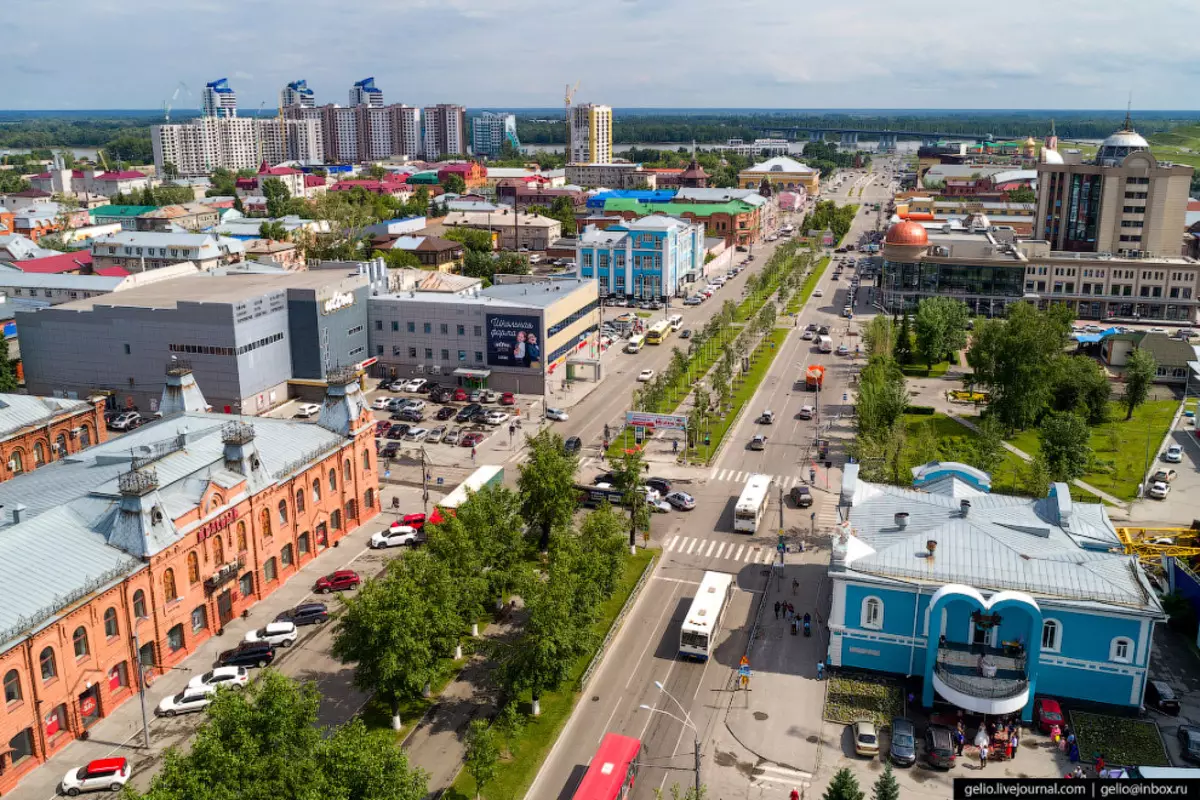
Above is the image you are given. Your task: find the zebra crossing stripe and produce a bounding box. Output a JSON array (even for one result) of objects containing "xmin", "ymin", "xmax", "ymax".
[
  {"xmin": 666, "ymin": 535, "xmax": 678, "ymax": 552},
  {"xmin": 744, "ymin": 547, "xmax": 756, "ymax": 563},
  {"xmin": 704, "ymin": 540, "xmax": 717, "ymax": 558},
  {"xmin": 734, "ymin": 545, "xmax": 745, "ymax": 561},
  {"xmin": 686, "ymin": 538, "xmax": 698, "ymax": 555},
  {"xmin": 714, "ymin": 542, "xmax": 727, "ymax": 559}
]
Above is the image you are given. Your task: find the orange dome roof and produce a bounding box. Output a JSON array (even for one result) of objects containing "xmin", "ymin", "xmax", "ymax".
[{"xmin": 885, "ymin": 220, "xmax": 929, "ymax": 246}]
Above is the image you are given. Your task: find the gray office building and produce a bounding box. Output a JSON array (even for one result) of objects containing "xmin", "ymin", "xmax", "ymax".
[{"xmin": 18, "ymin": 270, "xmax": 369, "ymax": 414}]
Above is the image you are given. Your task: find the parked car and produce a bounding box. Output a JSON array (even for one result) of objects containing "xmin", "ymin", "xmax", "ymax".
[
  {"xmin": 275, "ymin": 603, "xmax": 329, "ymax": 627},
  {"xmin": 379, "ymin": 442, "xmax": 399, "ymax": 459},
  {"xmin": 798, "ymin": 405, "xmax": 814, "ymax": 420},
  {"xmin": 665, "ymin": 491, "xmax": 695, "ymax": 511},
  {"xmin": 645, "ymin": 477, "xmax": 672, "ymax": 495},
  {"xmin": 546, "ymin": 407, "xmax": 569, "ymax": 421},
  {"xmin": 853, "ymin": 720, "xmax": 879, "ymax": 758},
  {"xmin": 371, "ymin": 526, "xmax": 420, "ymax": 549},
  {"xmin": 461, "ymin": 432, "xmax": 486, "ymax": 448},
  {"xmin": 484, "ymin": 411, "xmax": 510, "ymax": 426},
  {"xmin": 1164, "ymin": 444, "xmax": 1184, "ymax": 463},
  {"xmin": 456, "ymin": 404, "xmax": 482, "ymax": 423},
  {"xmin": 1178, "ymin": 725, "xmax": 1200, "ymax": 764},
  {"xmin": 405, "ymin": 427, "xmax": 429, "ymax": 441},
  {"xmin": 386, "ymin": 424, "xmax": 408, "ymax": 440},
  {"xmin": 836, "ymin": 344, "xmax": 851, "ymax": 356},
  {"xmin": 443, "ymin": 428, "xmax": 463, "ymax": 446},
  {"xmin": 187, "ymin": 666, "xmax": 249, "ymax": 692},
  {"xmin": 388, "ymin": 397, "xmax": 413, "ymax": 411},
  {"xmin": 404, "ymin": 378, "xmax": 428, "ymax": 392},
  {"xmin": 295, "ymin": 403, "xmax": 321, "ymax": 418},
  {"xmin": 427, "ymin": 426, "xmax": 446, "ymax": 444},
  {"xmin": 593, "ymin": 472, "xmax": 615, "ymax": 486},
  {"xmin": 453, "ymin": 388, "xmax": 469, "ymax": 402},
  {"xmin": 109, "ymin": 411, "xmax": 143, "ymax": 431},
  {"xmin": 749, "ymin": 434, "xmax": 767, "ymax": 451},
  {"xmin": 398, "ymin": 408, "xmax": 425, "ymax": 423},
  {"xmin": 790, "ymin": 486, "xmax": 813, "ymax": 508},
  {"xmin": 314, "ymin": 569, "xmax": 361, "ymax": 593},
  {"xmin": 923, "ymin": 725, "xmax": 956, "ymax": 769},
  {"xmin": 216, "ymin": 641, "xmax": 276, "ymax": 669},
  {"xmin": 61, "ymin": 758, "xmax": 131, "ymax": 796},
  {"xmin": 434, "ymin": 406, "xmax": 457, "ymax": 421},
  {"xmin": 482, "ymin": 390, "xmax": 501, "ymax": 403},
  {"xmin": 374, "ymin": 420, "xmax": 392, "ymax": 435},
  {"xmin": 500, "ymin": 392, "xmax": 516, "ymax": 405},
  {"xmin": 372, "ymin": 397, "xmax": 393, "ymax": 410},
  {"xmin": 388, "ymin": 380, "xmax": 407, "ymax": 392},
  {"xmin": 1152, "ymin": 468, "xmax": 1179, "ymax": 483},
  {"xmin": 156, "ymin": 686, "xmax": 217, "ymax": 717},
  {"xmin": 1145, "ymin": 679, "xmax": 1181, "ymax": 715},
  {"xmin": 889, "ymin": 718, "xmax": 917, "ymax": 766},
  {"xmin": 1033, "ymin": 698, "xmax": 1064, "ymax": 734},
  {"xmin": 469, "ymin": 389, "xmax": 483, "ymax": 403},
  {"xmin": 638, "ymin": 369, "xmax": 655, "ymax": 382},
  {"xmin": 683, "ymin": 296, "xmax": 702, "ymax": 306},
  {"xmin": 1149, "ymin": 481, "xmax": 1170, "ymax": 499},
  {"xmin": 564, "ymin": 436, "xmax": 583, "ymax": 455},
  {"xmin": 243, "ymin": 621, "xmax": 298, "ymax": 648}
]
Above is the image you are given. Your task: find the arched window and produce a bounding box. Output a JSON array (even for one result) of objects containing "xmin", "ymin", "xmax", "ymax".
[
  {"xmin": 236, "ymin": 521, "xmax": 248, "ymax": 553},
  {"xmin": 34, "ymin": 442, "xmax": 46, "ymax": 466},
  {"xmin": 213, "ymin": 536, "xmax": 225, "ymax": 564},
  {"xmin": 9, "ymin": 450, "xmax": 23, "ymax": 474},
  {"xmin": 1041, "ymin": 619, "xmax": 1061, "ymax": 653},
  {"xmin": 362, "ymin": 449, "xmax": 370, "ymax": 471},
  {"xmin": 104, "ymin": 607, "xmax": 119, "ymax": 638},
  {"xmin": 55, "ymin": 433, "xmax": 67, "ymax": 458},
  {"xmin": 79, "ymin": 425, "xmax": 92, "ymax": 448},
  {"xmin": 343, "ymin": 458, "xmax": 352, "ymax": 482},
  {"xmin": 209, "ymin": 493, "xmax": 223, "ymax": 512},
  {"xmin": 328, "ymin": 467, "xmax": 337, "ymax": 493},
  {"xmin": 73, "ymin": 626, "xmax": 89, "ymax": 658},
  {"xmin": 3, "ymin": 669, "xmax": 21, "ymax": 703},
  {"xmin": 132, "ymin": 589, "xmax": 147, "ymax": 619},
  {"xmin": 39, "ymin": 647, "xmax": 56, "ymax": 681},
  {"xmin": 1110, "ymin": 637, "xmax": 1134, "ymax": 664},
  {"xmin": 312, "ymin": 478, "xmax": 321, "ymax": 503},
  {"xmin": 162, "ymin": 568, "xmax": 178, "ymax": 601},
  {"xmin": 295, "ymin": 489, "xmax": 306, "ymax": 514},
  {"xmin": 860, "ymin": 596, "xmax": 883, "ymax": 630},
  {"xmin": 186, "ymin": 552, "xmax": 200, "ymax": 585},
  {"xmin": 260, "ymin": 507, "xmax": 272, "ymax": 538},
  {"xmin": 277, "ymin": 499, "xmax": 288, "ymax": 525}
]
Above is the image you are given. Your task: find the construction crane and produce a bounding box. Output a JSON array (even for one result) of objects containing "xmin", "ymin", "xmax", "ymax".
[
  {"xmin": 163, "ymin": 81, "xmax": 191, "ymax": 122},
  {"xmin": 564, "ymin": 81, "xmax": 580, "ymax": 159},
  {"xmin": 1116, "ymin": 526, "xmax": 1200, "ymax": 567}
]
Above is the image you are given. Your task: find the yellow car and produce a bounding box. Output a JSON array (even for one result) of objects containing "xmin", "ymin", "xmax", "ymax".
[{"xmin": 853, "ymin": 720, "xmax": 880, "ymax": 758}]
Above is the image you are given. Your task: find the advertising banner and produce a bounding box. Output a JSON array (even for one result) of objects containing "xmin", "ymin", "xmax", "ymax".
[
  {"xmin": 625, "ymin": 411, "xmax": 688, "ymax": 430},
  {"xmin": 486, "ymin": 313, "xmax": 543, "ymax": 369}
]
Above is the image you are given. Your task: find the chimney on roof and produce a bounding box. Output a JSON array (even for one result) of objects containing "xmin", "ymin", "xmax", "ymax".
[
  {"xmin": 960, "ymin": 499, "xmax": 971, "ymax": 517},
  {"xmin": 895, "ymin": 511, "xmax": 909, "ymax": 529},
  {"xmin": 11, "ymin": 503, "xmax": 26, "ymax": 525},
  {"xmin": 926, "ymin": 539, "xmax": 937, "ymax": 556}
]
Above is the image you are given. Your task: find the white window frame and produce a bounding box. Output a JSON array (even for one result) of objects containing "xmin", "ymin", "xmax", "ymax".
[
  {"xmin": 1041, "ymin": 618, "xmax": 1062, "ymax": 653},
  {"xmin": 860, "ymin": 596, "xmax": 883, "ymax": 630},
  {"xmin": 1110, "ymin": 636, "xmax": 1133, "ymax": 664}
]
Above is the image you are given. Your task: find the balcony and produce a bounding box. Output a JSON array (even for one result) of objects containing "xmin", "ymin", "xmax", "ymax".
[{"xmin": 931, "ymin": 641, "xmax": 1030, "ymax": 716}]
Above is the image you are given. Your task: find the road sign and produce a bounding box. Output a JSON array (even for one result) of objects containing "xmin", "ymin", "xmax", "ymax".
[
  {"xmin": 738, "ymin": 664, "xmax": 751, "ymax": 678},
  {"xmin": 740, "ymin": 655, "xmax": 749, "ymax": 667},
  {"xmin": 436, "ymin": 477, "xmax": 444, "ymax": 486},
  {"xmin": 625, "ymin": 411, "xmax": 688, "ymax": 431},
  {"xmin": 384, "ymin": 469, "xmax": 391, "ymax": 478}
]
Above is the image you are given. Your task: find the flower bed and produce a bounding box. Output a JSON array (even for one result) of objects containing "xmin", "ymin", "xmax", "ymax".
[
  {"xmin": 823, "ymin": 674, "xmax": 904, "ymax": 729},
  {"xmin": 1069, "ymin": 710, "xmax": 1169, "ymax": 767}
]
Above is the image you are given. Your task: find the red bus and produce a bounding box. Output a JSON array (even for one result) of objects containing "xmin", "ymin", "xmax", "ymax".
[{"xmin": 574, "ymin": 733, "xmax": 642, "ymax": 800}]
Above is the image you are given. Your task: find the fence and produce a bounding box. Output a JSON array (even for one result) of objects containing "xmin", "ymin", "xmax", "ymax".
[{"xmin": 579, "ymin": 552, "xmax": 658, "ymax": 690}]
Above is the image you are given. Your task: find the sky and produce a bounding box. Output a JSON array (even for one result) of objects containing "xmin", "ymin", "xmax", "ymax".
[{"xmin": 5, "ymin": 0, "xmax": 1199, "ymax": 110}]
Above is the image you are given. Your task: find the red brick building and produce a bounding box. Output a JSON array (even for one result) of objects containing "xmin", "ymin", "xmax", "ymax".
[
  {"xmin": 0, "ymin": 394, "xmax": 108, "ymax": 481},
  {"xmin": 0, "ymin": 369, "xmax": 379, "ymax": 793}
]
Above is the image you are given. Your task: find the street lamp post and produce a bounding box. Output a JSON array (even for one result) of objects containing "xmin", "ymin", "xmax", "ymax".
[{"xmin": 640, "ymin": 680, "xmax": 702, "ymax": 798}]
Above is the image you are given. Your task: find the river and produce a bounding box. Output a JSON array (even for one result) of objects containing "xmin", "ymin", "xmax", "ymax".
[{"xmin": 521, "ymin": 140, "xmax": 924, "ymax": 156}]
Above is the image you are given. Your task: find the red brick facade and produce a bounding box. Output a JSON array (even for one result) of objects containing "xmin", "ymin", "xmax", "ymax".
[{"xmin": 0, "ymin": 399, "xmax": 107, "ymax": 482}]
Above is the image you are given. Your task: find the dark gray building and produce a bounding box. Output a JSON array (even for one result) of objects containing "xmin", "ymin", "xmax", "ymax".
[{"xmin": 18, "ymin": 270, "xmax": 369, "ymax": 414}]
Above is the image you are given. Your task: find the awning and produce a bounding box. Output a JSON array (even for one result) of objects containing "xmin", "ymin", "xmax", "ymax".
[{"xmin": 453, "ymin": 368, "xmax": 492, "ymax": 379}]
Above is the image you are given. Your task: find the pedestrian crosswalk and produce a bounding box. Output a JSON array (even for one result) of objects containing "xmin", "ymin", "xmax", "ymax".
[
  {"xmin": 749, "ymin": 763, "xmax": 813, "ymax": 790},
  {"xmin": 663, "ymin": 535, "xmax": 779, "ymax": 564},
  {"xmin": 708, "ymin": 467, "xmax": 810, "ymax": 489}
]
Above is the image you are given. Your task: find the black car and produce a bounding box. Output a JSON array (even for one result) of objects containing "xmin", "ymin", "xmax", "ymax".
[
  {"xmin": 1146, "ymin": 679, "xmax": 1181, "ymax": 715},
  {"xmin": 435, "ymin": 406, "xmax": 456, "ymax": 421},
  {"xmin": 645, "ymin": 477, "xmax": 672, "ymax": 495},
  {"xmin": 790, "ymin": 486, "xmax": 813, "ymax": 508},
  {"xmin": 386, "ymin": 424, "xmax": 409, "ymax": 440},
  {"xmin": 889, "ymin": 718, "xmax": 917, "ymax": 766},
  {"xmin": 817, "ymin": 325, "xmax": 830, "ymax": 336},
  {"xmin": 217, "ymin": 641, "xmax": 276, "ymax": 669},
  {"xmin": 564, "ymin": 436, "xmax": 582, "ymax": 455},
  {"xmin": 430, "ymin": 388, "xmax": 454, "ymax": 403},
  {"xmin": 456, "ymin": 403, "xmax": 482, "ymax": 423},
  {"xmin": 679, "ymin": 329, "xmax": 692, "ymax": 339},
  {"xmin": 1178, "ymin": 725, "xmax": 1200, "ymax": 764},
  {"xmin": 380, "ymin": 442, "xmax": 399, "ymax": 458},
  {"xmin": 593, "ymin": 472, "xmax": 615, "ymax": 486},
  {"xmin": 276, "ymin": 602, "xmax": 330, "ymax": 627},
  {"xmin": 469, "ymin": 408, "xmax": 490, "ymax": 424},
  {"xmin": 923, "ymin": 725, "xmax": 956, "ymax": 769}
]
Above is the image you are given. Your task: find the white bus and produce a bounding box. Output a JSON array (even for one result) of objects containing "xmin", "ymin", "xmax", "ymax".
[
  {"xmin": 625, "ymin": 334, "xmax": 646, "ymax": 353},
  {"xmin": 679, "ymin": 571, "xmax": 734, "ymax": 661},
  {"xmin": 733, "ymin": 473, "xmax": 772, "ymax": 534},
  {"xmin": 668, "ymin": 313, "xmax": 684, "ymax": 331}
]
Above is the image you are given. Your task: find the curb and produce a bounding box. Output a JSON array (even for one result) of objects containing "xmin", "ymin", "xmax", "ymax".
[{"xmin": 579, "ymin": 551, "xmax": 659, "ymax": 690}]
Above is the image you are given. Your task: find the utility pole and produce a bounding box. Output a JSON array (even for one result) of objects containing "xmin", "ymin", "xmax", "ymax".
[
  {"xmin": 693, "ymin": 733, "xmax": 702, "ymax": 800},
  {"xmin": 777, "ymin": 482, "xmax": 785, "ymax": 564},
  {"xmin": 131, "ymin": 629, "xmax": 151, "ymax": 750},
  {"xmin": 420, "ymin": 447, "xmax": 429, "ymax": 515}
]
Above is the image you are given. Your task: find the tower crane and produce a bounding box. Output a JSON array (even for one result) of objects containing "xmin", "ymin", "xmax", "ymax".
[{"xmin": 163, "ymin": 81, "xmax": 191, "ymax": 122}]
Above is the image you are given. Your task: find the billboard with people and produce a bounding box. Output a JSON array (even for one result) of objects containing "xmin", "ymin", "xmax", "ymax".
[{"xmin": 486, "ymin": 313, "xmax": 543, "ymax": 369}]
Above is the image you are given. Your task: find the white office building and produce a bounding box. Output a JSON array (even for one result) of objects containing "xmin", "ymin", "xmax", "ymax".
[
  {"xmin": 569, "ymin": 103, "xmax": 613, "ymax": 164},
  {"xmin": 202, "ymin": 78, "xmax": 238, "ymax": 118},
  {"xmin": 280, "ymin": 79, "xmax": 316, "ymax": 108},
  {"xmin": 350, "ymin": 77, "xmax": 385, "ymax": 109}
]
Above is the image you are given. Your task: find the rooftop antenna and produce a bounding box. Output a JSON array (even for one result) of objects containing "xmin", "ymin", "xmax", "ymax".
[{"xmin": 1124, "ymin": 92, "xmax": 1134, "ymax": 131}]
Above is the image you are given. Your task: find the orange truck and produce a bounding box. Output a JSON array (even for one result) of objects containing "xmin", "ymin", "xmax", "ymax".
[{"xmin": 805, "ymin": 364, "xmax": 825, "ymax": 391}]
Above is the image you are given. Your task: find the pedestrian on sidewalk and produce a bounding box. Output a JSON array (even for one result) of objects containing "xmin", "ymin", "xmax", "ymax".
[
  {"xmin": 790, "ymin": 788, "xmax": 800, "ymax": 800},
  {"xmin": 774, "ymin": 601, "xmax": 781, "ymax": 619},
  {"xmin": 980, "ymin": 743, "xmax": 989, "ymax": 768},
  {"xmin": 792, "ymin": 578, "xmax": 799, "ymax": 595},
  {"xmin": 471, "ymin": 447, "xmax": 477, "ymax": 463},
  {"xmin": 816, "ymin": 660, "xmax": 825, "ymax": 679},
  {"xmin": 955, "ymin": 728, "xmax": 965, "ymax": 756}
]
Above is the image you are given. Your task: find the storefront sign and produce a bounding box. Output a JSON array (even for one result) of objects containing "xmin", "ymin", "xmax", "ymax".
[
  {"xmin": 79, "ymin": 692, "xmax": 97, "ymax": 719},
  {"xmin": 486, "ymin": 313, "xmax": 542, "ymax": 370},
  {"xmin": 197, "ymin": 508, "xmax": 239, "ymax": 542},
  {"xmin": 322, "ymin": 291, "xmax": 355, "ymax": 315}
]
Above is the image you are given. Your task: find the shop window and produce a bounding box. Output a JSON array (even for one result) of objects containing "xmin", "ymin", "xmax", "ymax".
[
  {"xmin": 166, "ymin": 624, "xmax": 185, "ymax": 652},
  {"xmin": 346, "ymin": 499, "xmax": 358, "ymax": 520},
  {"xmin": 109, "ymin": 661, "xmax": 129, "ymax": 692},
  {"xmin": 187, "ymin": 552, "xmax": 200, "ymax": 585},
  {"xmin": 4, "ymin": 669, "xmax": 21, "ymax": 703},
  {"xmin": 296, "ymin": 488, "xmax": 306, "ymax": 513},
  {"xmin": 8, "ymin": 728, "xmax": 33, "ymax": 764},
  {"xmin": 10, "ymin": 451, "xmax": 23, "ymax": 474},
  {"xmin": 191, "ymin": 605, "xmax": 208, "ymax": 633},
  {"xmin": 264, "ymin": 557, "xmax": 277, "ymax": 583},
  {"xmin": 44, "ymin": 703, "xmax": 66, "ymax": 737},
  {"xmin": 34, "ymin": 442, "xmax": 46, "ymax": 466},
  {"xmin": 55, "ymin": 434, "xmax": 66, "ymax": 459},
  {"xmin": 39, "ymin": 647, "xmax": 57, "ymax": 682},
  {"xmin": 281, "ymin": 544, "xmax": 294, "ymax": 567},
  {"xmin": 162, "ymin": 568, "xmax": 178, "ymax": 601},
  {"xmin": 73, "ymin": 626, "xmax": 89, "ymax": 659},
  {"xmin": 278, "ymin": 499, "xmax": 289, "ymax": 524},
  {"xmin": 298, "ymin": 533, "xmax": 310, "ymax": 555},
  {"xmin": 133, "ymin": 590, "xmax": 147, "ymax": 619},
  {"xmin": 239, "ymin": 572, "xmax": 253, "ymax": 599},
  {"xmin": 328, "ymin": 467, "xmax": 337, "ymax": 492},
  {"xmin": 104, "ymin": 607, "xmax": 119, "ymax": 639},
  {"xmin": 80, "ymin": 425, "xmax": 92, "ymax": 448}
]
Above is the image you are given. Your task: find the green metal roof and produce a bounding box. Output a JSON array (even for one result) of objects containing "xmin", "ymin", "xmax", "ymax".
[
  {"xmin": 408, "ymin": 172, "xmax": 440, "ymax": 185},
  {"xmin": 90, "ymin": 205, "xmax": 159, "ymax": 220},
  {"xmin": 602, "ymin": 199, "xmax": 756, "ymax": 217}
]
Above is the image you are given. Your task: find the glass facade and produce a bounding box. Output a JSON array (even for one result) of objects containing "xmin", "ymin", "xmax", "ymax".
[
  {"xmin": 1064, "ymin": 174, "xmax": 1103, "ymax": 252},
  {"xmin": 881, "ymin": 258, "xmax": 1025, "ymax": 316}
]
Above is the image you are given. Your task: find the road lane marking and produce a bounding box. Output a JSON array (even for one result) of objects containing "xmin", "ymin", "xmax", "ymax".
[
  {"xmin": 686, "ymin": 538, "xmax": 698, "ymax": 554},
  {"xmin": 714, "ymin": 542, "xmax": 727, "ymax": 559},
  {"xmin": 653, "ymin": 576, "xmax": 701, "ymax": 585},
  {"xmin": 704, "ymin": 540, "xmax": 716, "ymax": 558},
  {"xmin": 734, "ymin": 544, "xmax": 745, "ymax": 561},
  {"xmin": 666, "ymin": 535, "xmax": 679, "ymax": 552},
  {"xmin": 744, "ymin": 547, "xmax": 756, "ymax": 563}
]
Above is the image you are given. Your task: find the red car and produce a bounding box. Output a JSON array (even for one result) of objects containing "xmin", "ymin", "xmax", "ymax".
[
  {"xmin": 499, "ymin": 392, "xmax": 516, "ymax": 406},
  {"xmin": 314, "ymin": 570, "xmax": 361, "ymax": 594},
  {"xmin": 453, "ymin": 388, "xmax": 468, "ymax": 402},
  {"xmin": 374, "ymin": 421, "xmax": 391, "ymax": 436},
  {"xmin": 1034, "ymin": 698, "xmax": 1064, "ymax": 734},
  {"xmin": 461, "ymin": 432, "xmax": 486, "ymax": 447},
  {"xmin": 401, "ymin": 513, "xmax": 426, "ymax": 530}
]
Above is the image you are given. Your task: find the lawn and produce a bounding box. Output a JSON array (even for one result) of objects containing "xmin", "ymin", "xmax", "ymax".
[
  {"xmin": 1004, "ymin": 399, "xmax": 1178, "ymax": 501},
  {"xmin": 686, "ymin": 329, "xmax": 788, "ymax": 463},
  {"xmin": 900, "ymin": 361, "xmax": 950, "ymax": 378},
  {"xmin": 787, "ymin": 256, "xmax": 832, "ymax": 314},
  {"xmin": 823, "ymin": 673, "xmax": 904, "ymax": 729},
  {"xmin": 447, "ymin": 548, "xmax": 658, "ymax": 800},
  {"xmin": 361, "ymin": 651, "xmax": 469, "ymax": 740},
  {"xmin": 1069, "ymin": 710, "xmax": 1169, "ymax": 767}
]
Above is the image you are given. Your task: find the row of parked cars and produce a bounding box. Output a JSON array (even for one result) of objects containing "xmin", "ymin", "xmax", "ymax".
[{"xmin": 683, "ymin": 264, "xmax": 747, "ymax": 306}]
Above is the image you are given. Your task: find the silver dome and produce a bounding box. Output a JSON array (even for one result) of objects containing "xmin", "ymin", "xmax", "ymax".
[{"xmin": 1096, "ymin": 128, "xmax": 1149, "ymax": 166}]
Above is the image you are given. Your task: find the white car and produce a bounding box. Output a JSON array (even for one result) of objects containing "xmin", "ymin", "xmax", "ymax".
[
  {"xmin": 482, "ymin": 390, "xmax": 501, "ymax": 403},
  {"xmin": 1149, "ymin": 481, "xmax": 1170, "ymax": 499},
  {"xmin": 1164, "ymin": 444, "xmax": 1184, "ymax": 463},
  {"xmin": 187, "ymin": 666, "xmax": 249, "ymax": 693},
  {"xmin": 798, "ymin": 405, "xmax": 814, "ymax": 420},
  {"xmin": 370, "ymin": 526, "xmax": 420, "ymax": 548},
  {"xmin": 546, "ymin": 408, "xmax": 569, "ymax": 422},
  {"xmin": 62, "ymin": 758, "xmax": 132, "ymax": 796},
  {"xmin": 404, "ymin": 378, "xmax": 428, "ymax": 392},
  {"xmin": 243, "ymin": 621, "xmax": 298, "ymax": 648},
  {"xmin": 427, "ymin": 426, "xmax": 446, "ymax": 444},
  {"xmin": 295, "ymin": 403, "xmax": 321, "ymax": 418},
  {"xmin": 109, "ymin": 412, "xmax": 142, "ymax": 431},
  {"xmin": 484, "ymin": 411, "xmax": 510, "ymax": 426},
  {"xmin": 372, "ymin": 397, "xmax": 392, "ymax": 410},
  {"xmin": 405, "ymin": 427, "xmax": 429, "ymax": 441},
  {"xmin": 404, "ymin": 399, "xmax": 427, "ymax": 412},
  {"xmin": 156, "ymin": 685, "xmax": 217, "ymax": 716},
  {"xmin": 802, "ymin": 329, "xmax": 815, "ymax": 340},
  {"xmin": 638, "ymin": 369, "xmax": 655, "ymax": 382},
  {"xmin": 813, "ymin": 289, "xmax": 824, "ymax": 297}
]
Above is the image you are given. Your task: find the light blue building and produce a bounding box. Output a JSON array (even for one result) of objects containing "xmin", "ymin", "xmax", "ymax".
[
  {"xmin": 472, "ymin": 112, "xmax": 520, "ymax": 158},
  {"xmin": 828, "ymin": 462, "xmax": 1164, "ymax": 721},
  {"xmin": 585, "ymin": 190, "xmax": 677, "ymax": 210},
  {"xmin": 575, "ymin": 216, "xmax": 705, "ymax": 300}
]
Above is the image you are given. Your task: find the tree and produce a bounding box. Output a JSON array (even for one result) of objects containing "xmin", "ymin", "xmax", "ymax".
[
  {"xmin": 823, "ymin": 767, "xmax": 865, "ymax": 800},
  {"xmin": 549, "ymin": 195, "xmax": 578, "ymax": 236},
  {"xmin": 1048, "ymin": 355, "xmax": 1110, "ymax": 424},
  {"xmin": 1037, "ymin": 411, "xmax": 1092, "ymax": 482},
  {"xmin": 970, "ymin": 415, "xmax": 1007, "ymax": 475},
  {"xmin": 258, "ymin": 220, "xmax": 288, "ymax": 241},
  {"xmin": 453, "ymin": 483, "xmax": 529, "ymax": 608},
  {"xmin": 1022, "ymin": 453, "xmax": 1052, "ymax": 497},
  {"xmin": 914, "ymin": 296, "xmax": 969, "ymax": 371},
  {"xmin": 464, "ymin": 719, "xmax": 499, "ymax": 800},
  {"xmin": 375, "ymin": 248, "xmax": 423, "ymax": 270},
  {"xmin": 518, "ymin": 429, "xmax": 580, "ymax": 551},
  {"xmin": 0, "ymin": 170, "xmax": 31, "ymax": 194},
  {"xmin": 424, "ymin": 512, "xmax": 490, "ymax": 631},
  {"xmin": 442, "ymin": 173, "xmax": 467, "ymax": 195},
  {"xmin": 444, "ymin": 227, "xmax": 495, "ymax": 253},
  {"xmin": 610, "ymin": 449, "xmax": 651, "ymax": 553},
  {"xmin": 893, "ymin": 314, "xmax": 913, "ymax": 365},
  {"xmin": 162, "ymin": 161, "xmax": 179, "ymax": 180},
  {"xmin": 1006, "ymin": 186, "xmax": 1037, "ymax": 204},
  {"xmin": 910, "ymin": 420, "xmax": 941, "ymax": 467},
  {"xmin": 139, "ymin": 184, "xmax": 156, "ymax": 206},
  {"xmin": 262, "ymin": 176, "xmax": 292, "ymax": 218},
  {"xmin": 863, "ymin": 315, "xmax": 894, "ymax": 359},
  {"xmin": 871, "ymin": 764, "xmax": 900, "ymax": 800},
  {"xmin": 1123, "ymin": 348, "xmax": 1156, "ymax": 420},
  {"xmin": 856, "ymin": 356, "xmax": 909, "ymax": 439},
  {"xmin": 493, "ymin": 702, "xmax": 526, "ymax": 758}
]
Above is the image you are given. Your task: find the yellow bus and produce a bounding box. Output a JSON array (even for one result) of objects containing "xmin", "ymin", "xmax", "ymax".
[{"xmin": 645, "ymin": 320, "xmax": 671, "ymax": 345}]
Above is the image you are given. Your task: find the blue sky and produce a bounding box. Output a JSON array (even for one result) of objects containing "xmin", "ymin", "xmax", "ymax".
[{"xmin": 4, "ymin": 0, "xmax": 1196, "ymax": 110}]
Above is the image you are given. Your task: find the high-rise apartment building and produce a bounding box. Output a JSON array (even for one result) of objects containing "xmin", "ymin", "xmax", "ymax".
[
  {"xmin": 202, "ymin": 78, "xmax": 238, "ymax": 118},
  {"xmin": 281, "ymin": 79, "xmax": 316, "ymax": 108},
  {"xmin": 472, "ymin": 111, "xmax": 520, "ymax": 158},
  {"xmin": 350, "ymin": 77, "xmax": 385, "ymax": 109},
  {"xmin": 423, "ymin": 104, "xmax": 467, "ymax": 160},
  {"xmin": 258, "ymin": 117, "xmax": 325, "ymax": 164},
  {"xmin": 1035, "ymin": 118, "xmax": 1193, "ymax": 257},
  {"xmin": 153, "ymin": 117, "xmax": 259, "ymax": 176},
  {"xmin": 568, "ymin": 103, "xmax": 613, "ymax": 164}
]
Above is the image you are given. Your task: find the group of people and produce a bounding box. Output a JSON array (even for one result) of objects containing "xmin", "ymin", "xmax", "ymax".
[
  {"xmin": 1049, "ymin": 722, "xmax": 1082, "ymax": 764},
  {"xmin": 774, "ymin": 601, "xmax": 811, "ymax": 636}
]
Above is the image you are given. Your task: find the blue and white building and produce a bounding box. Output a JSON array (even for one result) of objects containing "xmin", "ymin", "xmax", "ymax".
[
  {"xmin": 471, "ymin": 112, "xmax": 520, "ymax": 158},
  {"xmin": 828, "ymin": 462, "xmax": 1164, "ymax": 721},
  {"xmin": 575, "ymin": 216, "xmax": 705, "ymax": 300}
]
